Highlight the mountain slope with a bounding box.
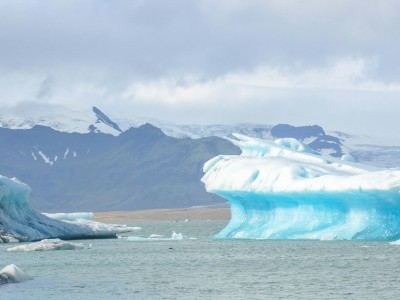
[0,124,240,212]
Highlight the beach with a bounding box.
[94,207,231,222]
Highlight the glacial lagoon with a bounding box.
[2,220,400,299]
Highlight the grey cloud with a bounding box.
[0,0,399,139]
[1,0,400,80]
[36,76,55,101]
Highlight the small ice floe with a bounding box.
[127,231,183,241]
[389,239,400,245]
[149,234,164,238]
[44,212,142,235]
[7,239,84,252]
[0,264,32,285]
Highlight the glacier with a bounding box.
[202,134,400,240]
[0,175,134,242]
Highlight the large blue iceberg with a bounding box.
[202,135,400,240]
[0,175,134,242]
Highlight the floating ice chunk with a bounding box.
[0,175,135,242]
[44,212,141,234]
[202,135,400,240]
[171,231,183,240]
[149,234,164,238]
[0,264,32,284]
[127,231,183,241]
[7,239,84,252]
[43,212,94,222]
[73,219,139,236]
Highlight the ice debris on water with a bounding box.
[0,264,32,285]
[7,239,85,252]
[202,134,400,240]
[127,231,183,241]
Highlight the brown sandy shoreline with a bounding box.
[94,207,231,222]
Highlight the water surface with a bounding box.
[1,221,400,299]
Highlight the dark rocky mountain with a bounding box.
[91,106,123,133]
[0,124,240,212]
[270,124,325,140]
[270,124,343,157]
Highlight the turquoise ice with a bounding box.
[202,135,400,240]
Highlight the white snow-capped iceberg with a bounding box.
[202,134,400,240]
[0,175,134,242]
[0,264,32,285]
[7,239,84,252]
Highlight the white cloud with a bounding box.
[121,57,400,108]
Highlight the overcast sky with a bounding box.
[0,0,399,137]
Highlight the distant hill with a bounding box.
[0,124,240,212]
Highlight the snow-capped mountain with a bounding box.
[2,105,398,167]
[116,114,400,168]
[0,105,399,211]
[0,106,121,136]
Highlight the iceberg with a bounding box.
[0,264,32,285]
[202,134,400,240]
[0,175,134,242]
[7,238,85,252]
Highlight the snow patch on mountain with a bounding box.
[0,106,120,136]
